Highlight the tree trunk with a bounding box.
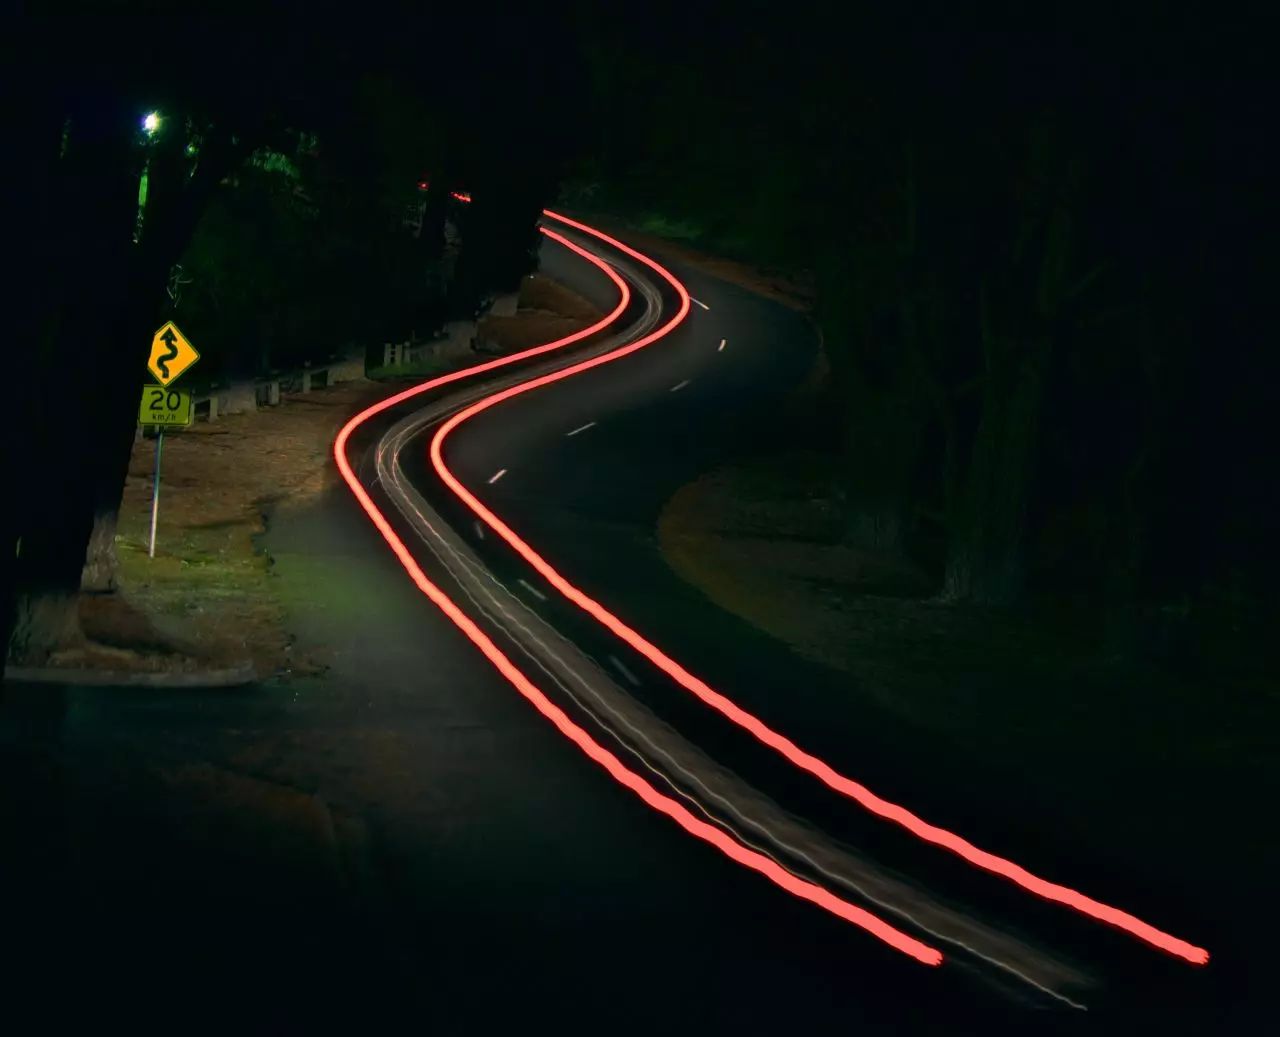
[8,591,82,665]
[419,182,454,263]
[0,43,68,676]
[941,119,1090,607]
[941,343,1049,606]
[837,389,927,556]
[7,91,141,663]
[9,479,99,664]
[80,509,122,594]
[77,365,149,597]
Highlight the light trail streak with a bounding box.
[378,398,1090,1007]
[609,655,642,687]
[517,578,548,601]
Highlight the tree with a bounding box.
[5,14,334,661]
[940,118,1107,604]
[0,37,81,658]
[814,129,940,557]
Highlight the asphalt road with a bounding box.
[395,218,1244,1029]
[0,220,1239,1033]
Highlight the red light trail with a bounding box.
[334,223,943,966]
[421,209,1209,968]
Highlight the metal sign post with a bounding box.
[148,429,164,558]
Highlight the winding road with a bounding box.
[0,212,1226,1033]
[334,212,1215,1022]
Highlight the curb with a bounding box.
[2,663,257,688]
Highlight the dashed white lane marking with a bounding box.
[474,520,485,540]
[718,338,726,351]
[609,655,641,686]
[691,297,710,310]
[670,379,691,393]
[488,468,507,484]
[517,578,547,601]
[567,421,597,437]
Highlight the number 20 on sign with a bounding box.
[139,386,193,427]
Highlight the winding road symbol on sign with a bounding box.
[147,321,199,386]
[155,328,180,380]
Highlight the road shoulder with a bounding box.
[7,274,602,689]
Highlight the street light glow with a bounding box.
[143,112,160,135]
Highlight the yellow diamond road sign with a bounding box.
[139,385,193,427]
[148,320,199,386]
